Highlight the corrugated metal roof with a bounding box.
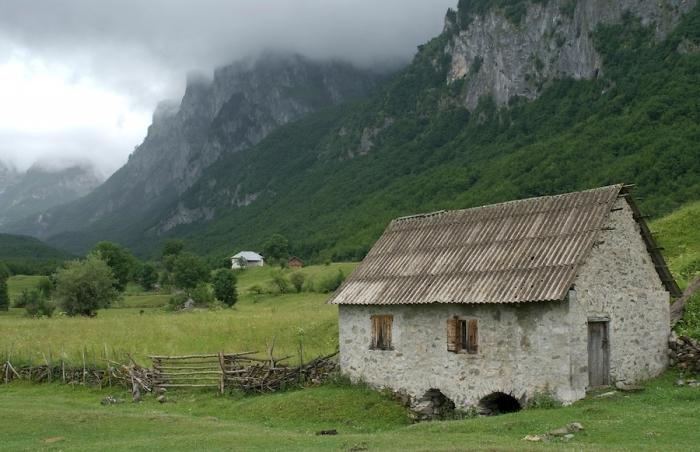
[232,251,263,261]
[330,184,651,305]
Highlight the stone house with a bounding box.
[329,185,679,415]
[231,251,264,269]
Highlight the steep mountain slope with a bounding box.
[159,0,700,262]
[0,164,101,227]
[15,0,700,262]
[5,54,384,248]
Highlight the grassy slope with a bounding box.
[1,264,356,365]
[1,373,699,451]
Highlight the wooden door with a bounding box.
[588,321,610,387]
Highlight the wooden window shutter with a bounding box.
[467,319,478,354]
[371,315,380,349]
[371,315,393,350]
[383,315,393,349]
[447,317,460,352]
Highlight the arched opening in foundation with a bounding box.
[413,388,456,420]
[478,392,521,416]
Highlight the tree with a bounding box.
[263,234,289,263]
[136,263,159,291]
[0,262,9,311]
[212,269,238,307]
[172,252,209,293]
[162,240,185,273]
[91,241,135,292]
[55,255,119,317]
[290,272,305,293]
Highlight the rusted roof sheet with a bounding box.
[330,184,647,305]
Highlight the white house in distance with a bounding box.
[329,184,680,418]
[231,251,265,269]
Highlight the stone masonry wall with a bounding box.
[568,197,670,393]
[339,300,579,411]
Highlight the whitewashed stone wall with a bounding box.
[569,197,670,393]
[338,197,670,410]
[339,300,578,409]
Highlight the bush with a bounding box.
[54,255,119,317]
[37,276,54,299]
[168,293,189,311]
[527,388,562,409]
[290,272,305,293]
[212,269,238,307]
[248,284,265,295]
[22,290,56,318]
[317,270,346,293]
[271,271,292,294]
[191,283,215,306]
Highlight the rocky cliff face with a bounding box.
[0,164,101,227]
[445,0,696,109]
[5,53,384,247]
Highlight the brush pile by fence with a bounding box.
[669,332,700,374]
[2,349,338,397]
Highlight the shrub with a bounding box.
[36,276,54,299]
[191,283,215,306]
[168,293,189,311]
[54,255,119,317]
[248,284,265,295]
[317,270,346,293]
[23,290,56,318]
[271,271,292,294]
[290,272,305,293]
[212,269,238,307]
[527,388,562,409]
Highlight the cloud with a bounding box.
[0,0,456,174]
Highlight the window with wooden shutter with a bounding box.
[447,317,460,352]
[447,317,479,354]
[370,315,393,350]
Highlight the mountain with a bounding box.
[10,0,700,263]
[0,163,101,228]
[5,53,385,248]
[0,233,74,275]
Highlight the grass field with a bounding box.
[0,372,698,451]
[1,264,356,366]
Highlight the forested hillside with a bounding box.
[159,3,700,262]
[24,0,700,263]
[0,234,73,274]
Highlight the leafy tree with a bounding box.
[290,272,305,293]
[162,239,185,258]
[271,270,292,294]
[136,262,159,291]
[91,241,135,292]
[162,239,185,273]
[55,255,119,317]
[0,261,9,311]
[212,269,238,307]
[263,234,289,263]
[172,252,210,293]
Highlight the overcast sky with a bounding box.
[0,0,455,176]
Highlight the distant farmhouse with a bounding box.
[330,185,680,417]
[231,251,264,269]
[288,256,304,269]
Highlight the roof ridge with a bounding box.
[390,184,624,225]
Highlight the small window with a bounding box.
[370,315,393,350]
[447,317,478,354]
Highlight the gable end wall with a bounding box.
[568,196,670,390]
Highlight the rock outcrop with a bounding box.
[445,0,696,109]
